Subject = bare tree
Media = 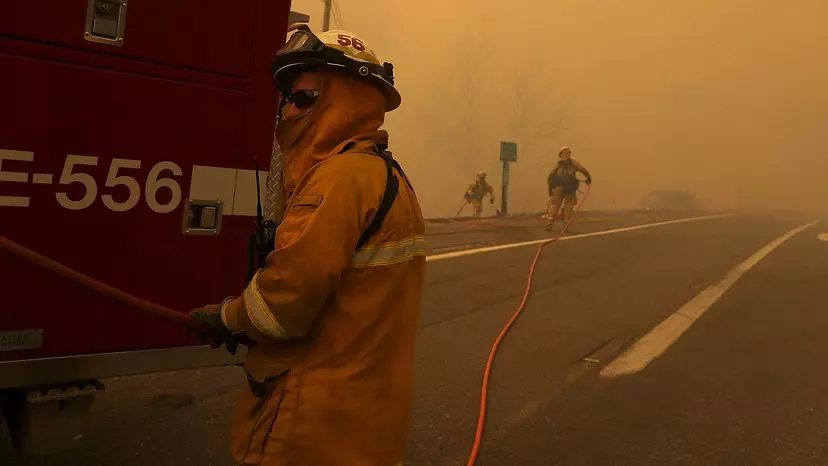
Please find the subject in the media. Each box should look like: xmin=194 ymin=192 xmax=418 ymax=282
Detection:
xmin=416 ymin=38 xmax=491 ymax=171
xmin=506 ymin=69 xmax=569 ymax=168
xmin=416 ymin=40 xmax=568 ymax=175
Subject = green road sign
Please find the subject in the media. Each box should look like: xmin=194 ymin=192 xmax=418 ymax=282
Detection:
xmin=500 ymin=141 xmax=517 ymax=162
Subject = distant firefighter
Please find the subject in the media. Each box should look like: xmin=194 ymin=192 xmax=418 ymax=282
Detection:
xmin=464 ymin=171 xmax=496 ymax=217
xmin=546 ymin=146 xmax=592 ymax=230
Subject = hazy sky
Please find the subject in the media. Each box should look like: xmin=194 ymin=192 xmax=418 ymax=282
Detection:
xmin=292 ymin=0 xmax=827 ymax=217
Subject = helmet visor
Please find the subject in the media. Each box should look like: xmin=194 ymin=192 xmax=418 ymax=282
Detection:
xmin=277 ymin=26 xmax=325 ymax=57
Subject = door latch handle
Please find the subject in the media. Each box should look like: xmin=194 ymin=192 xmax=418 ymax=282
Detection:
xmin=182 ymin=200 xmax=224 ymax=236
xmin=84 ymin=0 xmax=128 ymax=46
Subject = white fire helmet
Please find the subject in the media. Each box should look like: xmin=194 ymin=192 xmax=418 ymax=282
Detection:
xmin=272 ymin=24 xmax=401 ymax=111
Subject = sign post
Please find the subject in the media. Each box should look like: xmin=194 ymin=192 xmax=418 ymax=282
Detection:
xmin=499 ymin=141 xmax=517 ymax=216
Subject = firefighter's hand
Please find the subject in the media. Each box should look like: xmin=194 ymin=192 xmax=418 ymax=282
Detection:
xmin=490 ymin=197 xmax=496 ymax=204
xmin=189 ymin=300 xmax=252 ymax=355
xmin=585 ymin=178 xmax=593 ymax=186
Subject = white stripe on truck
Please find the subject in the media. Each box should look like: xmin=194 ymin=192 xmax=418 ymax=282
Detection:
xmin=188 ymin=165 xmax=268 ymax=217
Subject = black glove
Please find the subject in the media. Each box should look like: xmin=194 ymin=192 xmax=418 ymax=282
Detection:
xmin=189 ymin=301 xmax=253 ymax=355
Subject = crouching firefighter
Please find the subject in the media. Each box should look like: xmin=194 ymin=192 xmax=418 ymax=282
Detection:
xmin=189 ymin=24 xmax=426 ymax=466
xmin=546 ymin=146 xmax=592 ymax=230
xmin=464 ymin=171 xmax=495 ymax=217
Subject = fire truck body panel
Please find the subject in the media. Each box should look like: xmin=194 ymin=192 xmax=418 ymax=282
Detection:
xmin=1 ymin=0 xmax=260 ymax=77
xmin=1 ymin=0 xmax=291 ymax=388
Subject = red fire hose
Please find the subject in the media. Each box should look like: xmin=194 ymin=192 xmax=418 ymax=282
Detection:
xmin=466 ymin=184 xmax=591 ymax=465
xmin=0 ymin=236 xmax=201 ymax=330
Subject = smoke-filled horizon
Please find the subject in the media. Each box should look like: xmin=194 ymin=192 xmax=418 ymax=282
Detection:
xmin=293 ymin=0 xmax=828 ymax=217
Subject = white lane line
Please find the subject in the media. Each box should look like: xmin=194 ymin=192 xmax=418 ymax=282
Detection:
xmin=818 ymin=233 xmax=828 ymax=242
xmin=601 ymin=220 xmax=818 ymax=378
xmin=425 ymin=214 xmax=734 ymax=263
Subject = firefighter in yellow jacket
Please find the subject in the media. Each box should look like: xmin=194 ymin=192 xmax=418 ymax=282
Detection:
xmin=546 ymin=146 xmax=592 ymax=230
xmin=464 ymin=171 xmax=495 ymax=217
xmin=190 ymin=25 xmax=425 ymax=466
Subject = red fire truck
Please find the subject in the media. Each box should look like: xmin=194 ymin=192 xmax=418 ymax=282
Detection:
xmin=1 ymin=0 xmax=296 ymax=455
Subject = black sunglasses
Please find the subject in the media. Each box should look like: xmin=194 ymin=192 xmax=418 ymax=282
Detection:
xmin=283 ymin=89 xmax=320 ymax=110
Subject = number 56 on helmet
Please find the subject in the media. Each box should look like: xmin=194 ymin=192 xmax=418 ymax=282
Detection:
xmin=271 ymin=24 xmax=402 ymax=112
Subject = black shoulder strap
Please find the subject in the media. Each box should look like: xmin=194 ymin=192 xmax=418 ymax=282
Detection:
xmin=356 ymin=148 xmax=399 ymax=250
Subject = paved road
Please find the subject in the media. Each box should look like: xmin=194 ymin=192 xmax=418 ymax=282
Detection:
xmin=3 ymin=211 xmax=826 ymax=465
